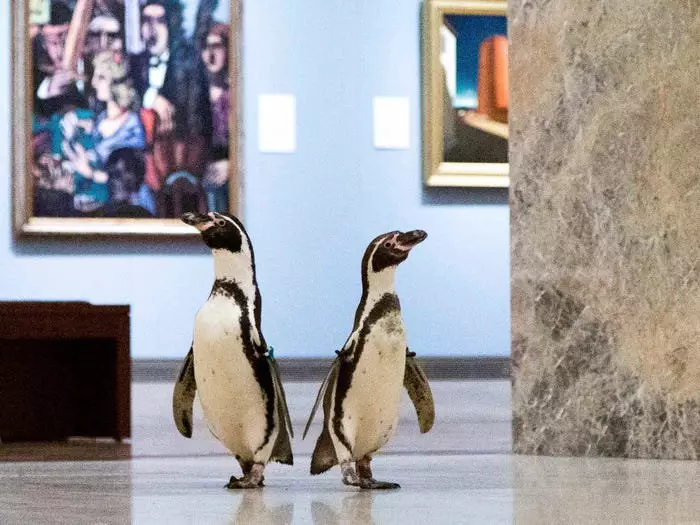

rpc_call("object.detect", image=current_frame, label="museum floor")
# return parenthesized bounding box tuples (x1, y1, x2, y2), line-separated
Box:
(2, 381, 700, 524)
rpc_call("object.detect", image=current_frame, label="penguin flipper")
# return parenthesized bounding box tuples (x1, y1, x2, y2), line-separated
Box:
(172, 347, 197, 438)
(302, 356, 341, 439)
(310, 358, 341, 474)
(404, 352, 435, 433)
(268, 357, 294, 465)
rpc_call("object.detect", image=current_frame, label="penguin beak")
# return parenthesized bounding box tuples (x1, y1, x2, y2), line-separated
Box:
(396, 230, 427, 251)
(182, 212, 213, 231)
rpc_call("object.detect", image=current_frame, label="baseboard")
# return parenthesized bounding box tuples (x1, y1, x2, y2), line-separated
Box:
(132, 357, 511, 383)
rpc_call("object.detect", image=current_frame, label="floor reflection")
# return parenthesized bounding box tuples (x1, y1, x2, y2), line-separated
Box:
(229, 491, 294, 525)
(513, 455, 700, 524)
(6, 381, 700, 524)
(311, 492, 376, 525)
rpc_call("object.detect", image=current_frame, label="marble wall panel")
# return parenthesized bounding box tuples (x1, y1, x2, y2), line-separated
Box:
(509, 0, 700, 458)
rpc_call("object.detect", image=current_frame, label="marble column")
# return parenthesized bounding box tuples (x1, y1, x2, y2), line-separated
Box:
(509, 1, 700, 458)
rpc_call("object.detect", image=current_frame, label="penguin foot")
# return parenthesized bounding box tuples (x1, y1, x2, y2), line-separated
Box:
(225, 463, 266, 489)
(224, 475, 264, 489)
(341, 462, 399, 489)
(341, 471, 400, 489)
(358, 478, 401, 490)
(353, 456, 400, 489)
(341, 462, 361, 486)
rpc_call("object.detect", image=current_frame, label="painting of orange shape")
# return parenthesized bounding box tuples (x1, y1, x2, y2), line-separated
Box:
(441, 14, 508, 165)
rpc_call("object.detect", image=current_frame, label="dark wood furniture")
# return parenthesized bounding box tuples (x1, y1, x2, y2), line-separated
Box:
(0, 302, 130, 442)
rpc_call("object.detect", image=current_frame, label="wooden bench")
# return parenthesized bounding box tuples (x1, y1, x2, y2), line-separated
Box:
(0, 302, 130, 442)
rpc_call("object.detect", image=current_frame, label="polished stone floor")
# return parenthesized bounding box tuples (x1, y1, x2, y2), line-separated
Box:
(2, 381, 700, 524)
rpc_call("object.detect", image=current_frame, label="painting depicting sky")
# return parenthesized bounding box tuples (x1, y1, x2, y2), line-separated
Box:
(444, 14, 507, 109)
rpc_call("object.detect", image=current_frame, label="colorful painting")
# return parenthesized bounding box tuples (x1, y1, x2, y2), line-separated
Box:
(21, 0, 236, 231)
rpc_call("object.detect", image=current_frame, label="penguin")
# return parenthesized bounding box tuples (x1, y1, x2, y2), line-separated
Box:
(172, 211, 294, 489)
(303, 229, 435, 489)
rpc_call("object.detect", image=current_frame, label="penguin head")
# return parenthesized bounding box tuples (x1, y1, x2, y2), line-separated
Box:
(366, 230, 428, 273)
(182, 212, 249, 253)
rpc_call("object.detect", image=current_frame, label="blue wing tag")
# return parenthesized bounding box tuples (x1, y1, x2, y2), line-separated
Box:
(266, 345, 276, 360)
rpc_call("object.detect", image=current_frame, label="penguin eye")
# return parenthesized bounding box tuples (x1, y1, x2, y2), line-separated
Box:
(383, 242, 392, 248)
(215, 219, 226, 227)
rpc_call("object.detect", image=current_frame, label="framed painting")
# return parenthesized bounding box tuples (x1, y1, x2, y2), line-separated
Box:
(422, 0, 509, 187)
(12, 0, 240, 236)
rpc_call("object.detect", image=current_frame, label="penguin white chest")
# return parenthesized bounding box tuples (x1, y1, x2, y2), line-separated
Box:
(342, 312, 407, 458)
(192, 295, 271, 460)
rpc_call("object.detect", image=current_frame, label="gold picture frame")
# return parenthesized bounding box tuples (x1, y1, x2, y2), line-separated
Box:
(13, 0, 241, 237)
(422, 0, 509, 187)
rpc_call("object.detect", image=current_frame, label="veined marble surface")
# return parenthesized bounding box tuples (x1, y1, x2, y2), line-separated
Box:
(509, 1, 700, 457)
(3, 453, 700, 524)
(2, 381, 700, 524)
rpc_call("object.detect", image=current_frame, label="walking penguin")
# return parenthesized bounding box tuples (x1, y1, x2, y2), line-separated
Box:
(173, 212, 294, 488)
(303, 229, 435, 489)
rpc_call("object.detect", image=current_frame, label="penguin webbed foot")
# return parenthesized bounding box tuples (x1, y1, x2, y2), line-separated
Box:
(359, 478, 401, 490)
(341, 471, 400, 490)
(341, 462, 360, 486)
(225, 463, 265, 489)
(224, 475, 265, 489)
(341, 460, 400, 490)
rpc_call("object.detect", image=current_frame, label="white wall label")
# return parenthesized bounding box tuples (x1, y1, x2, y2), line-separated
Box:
(373, 96, 410, 150)
(258, 94, 297, 153)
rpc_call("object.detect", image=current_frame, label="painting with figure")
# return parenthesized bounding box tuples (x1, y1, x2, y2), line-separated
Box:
(28, 0, 233, 221)
(441, 14, 508, 164)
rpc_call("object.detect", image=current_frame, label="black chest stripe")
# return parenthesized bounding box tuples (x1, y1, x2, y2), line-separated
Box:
(332, 293, 401, 453)
(211, 278, 276, 453)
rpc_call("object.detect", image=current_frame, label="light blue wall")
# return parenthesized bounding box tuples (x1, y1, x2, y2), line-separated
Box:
(0, 0, 510, 359)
